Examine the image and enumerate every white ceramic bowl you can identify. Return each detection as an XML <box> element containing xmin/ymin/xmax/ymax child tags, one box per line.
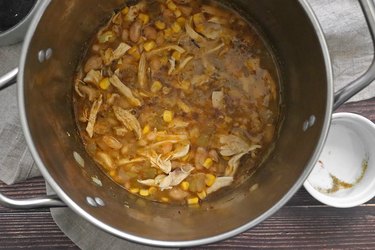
<box><xmin>304</xmin><ymin>112</ymin><xmax>375</xmax><ymax>208</ymax></box>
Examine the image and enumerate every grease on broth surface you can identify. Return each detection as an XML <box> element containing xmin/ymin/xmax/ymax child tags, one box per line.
<box><xmin>73</xmin><ymin>0</ymin><xmax>281</xmax><ymax>205</ymax></box>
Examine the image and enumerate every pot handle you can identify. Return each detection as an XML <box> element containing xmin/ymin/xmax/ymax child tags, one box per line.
<box><xmin>0</xmin><ymin>68</ymin><xmax>66</xmax><ymax>209</ymax></box>
<box><xmin>0</xmin><ymin>68</ymin><xmax>18</xmax><ymax>91</ymax></box>
<box><xmin>333</xmin><ymin>0</ymin><xmax>375</xmax><ymax>110</ymax></box>
<box><xmin>0</xmin><ymin>192</ymin><xmax>65</xmax><ymax>209</ymax></box>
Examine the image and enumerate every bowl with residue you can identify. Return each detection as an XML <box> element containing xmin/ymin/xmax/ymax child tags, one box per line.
<box><xmin>304</xmin><ymin>112</ymin><xmax>375</xmax><ymax>208</ymax></box>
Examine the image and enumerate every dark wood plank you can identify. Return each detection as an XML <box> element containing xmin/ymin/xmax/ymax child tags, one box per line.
<box><xmin>0</xmin><ymin>212</ymin><xmax>78</xmax><ymax>249</ymax></box>
<box><xmin>0</xmin><ymin>206</ymin><xmax>375</xmax><ymax>249</ymax></box>
<box><xmin>194</xmin><ymin>206</ymin><xmax>375</xmax><ymax>249</ymax></box>
<box><xmin>0</xmin><ymin>177</ymin><xmax>48</xmax><ymax>213</ymax></box>
<box><xmin>337</xmin><ymin>97</ymin><xmax>375</xmax><ymax>121</ymax></box>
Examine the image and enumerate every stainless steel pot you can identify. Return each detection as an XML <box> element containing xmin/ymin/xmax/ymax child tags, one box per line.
<box><xmin>1</xmin><ymin>0</ymin><xmax>375</xmax><ymax>247</ymax></box>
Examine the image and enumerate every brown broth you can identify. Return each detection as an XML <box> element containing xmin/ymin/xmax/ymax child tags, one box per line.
<box><xmin>73</xmin><ymin>0</ymin><xmax>281</xmax><ymax>205</ymax></box>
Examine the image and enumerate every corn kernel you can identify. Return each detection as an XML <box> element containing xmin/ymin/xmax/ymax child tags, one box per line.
<box><xmin>171</xmin><ymin>22</ymin><xmax>181</xmax><ymax>33</ymax></box>
<box><xmin>143</xmin><ymin>40</ymin><xmax>156</xmax><ymax>52</ymax></box>
<box><xmin>197</xmin><ymin>190</ymin><xmax>207</xmax><ymax>200</ymax></box>
<box><xmin>128</xmin><ymin>46</ymin><xmax>140</xmax><ymax>60</ymax></box>
<box><xmin>149</xmin><ymin>186</ymin><xmax>157</xmax><ymax>195</ymax></box>
<box><xmin>161</xmin><ymin>197</ymin><xmax>169</xmax><ymax>203</ymax></box>
<box><xmin>177</xmin><ymin>99</ymin><xmax>191</xmax><ymax>113</ymax></box>
<box><xmin>205</xmin><ymin>174</ymin><xmax>216</xmax><ymax>187</ymax></box>
<box><xmin>164</xmin><ymin>28</ymin><xmax>173</xmax><ymax>38</ymax></box>
<box><xmin>155</xmin><ymin>20</ymin><xmax>166</xmax><ymax>30</ymax></box>
<box><xmin>139</xmin><ymin>189</ymin><xmax>150</xmax><ymax>196</ymax></box>
<box><xmin>187</xmin><ymin>197</ymin><xmax>199</xmax><ymax>205</ymax></box>
<box><xmin>138</xmin><ymin>13</ymin><xmax>150</xmax><ymax>24</ymax></box>
<box><xmin>130</xmin><ymin>188</ymin><xmax>140</xmax><ymax>194</ymax></box>
<box><xmin>163</xmin><ymin>110</ymin><xmax>174</xmax><ymax>123</ymax></box>
<box><xmin>180</xmin><ymin>181</ymin><xmax>190</xmax><ymax>191</ymax></box>
<box><xmin>177</xmin><ymin>17</ymin><xmax>186</xmax><ymax>26</ymax></box>
<box><xmin>172</xmin><ymin>51</ymin><xmax>181</xmax><ymax>60</ymax></box>
<box><xmin>121</xmin><ymin>7</ymin><xmax>129</xmax><ymax>15</ymax></box>
<box><xmin>179</xmin><ymin>80</ymin><xmax>190</xmax><ymax>91</ymax></box>
<box><xmin>193</xmin><ymin>13</ymin><xmax>205</xmax><ymax>25</ymax></box>
<box><xmin>174</xmin><ymin>9</ymin><xmax>182</xmax><ymax>18</ymax></box>
<box><xmin>151</xmin><ymin>80</ymin><xmax>163</xmax><ymax>93</ymax></box>
<box><xmin>142</xmin><ymin>124</ymin><xmax>151</xmax><ymax>134</ymax></box>
<box><xmin>160</xmin><ymin>56</ymin><xmax>168</xmax><ymax>65</ymax></box>
<box><xmin>167</xmin><ymin>1</ymin><xmax>177</xmax><ymax>11</ymax></box>
<box><xmin>99</xmin><ymin>77</ymin><xmax>110</xmax><ymax>90</ymax></box>
<box><xmin>203</xmin><ymin>158</ymin><xmax>213</xmax><ymax>169</ymax></box>
<box><xmin>109</xmin><ymin>170</ymin><xmax>116</xmax><ymax>177</ymax></box>
<box><xmin>195</xmin><ymin>24</ymin><xmax>205</xmax><ymax>33</ymax></box>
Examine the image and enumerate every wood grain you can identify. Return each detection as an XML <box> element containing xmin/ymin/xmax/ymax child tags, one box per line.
<box><xmin>0</xmin><ymin>98</ymin><xmax>374</xmax><ymax>249</ymax></box>
<box><xmin>195</xmin><ymin>206</ymin><xmax>375</xmax><ymax>249</ymax></box>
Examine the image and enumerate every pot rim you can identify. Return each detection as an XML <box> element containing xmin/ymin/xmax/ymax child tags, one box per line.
<box><xmin>0</xmin><ymin>0</ymin><xmax>44</xmax><ymax>46</ymax></box>
<box><xmin>17</xmin><ymin>0</ymin><xmax>333</xmax><ymax>247</ymax></box>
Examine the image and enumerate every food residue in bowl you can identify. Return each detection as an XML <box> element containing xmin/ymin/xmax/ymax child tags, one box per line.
<box><xmin>315</xmin><ymin>158</ymin><xmax>368</xmax><ymax>194</ymax></box>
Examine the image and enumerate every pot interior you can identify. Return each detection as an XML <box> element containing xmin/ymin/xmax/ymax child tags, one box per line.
<box><xmin>21</xmin><ymin>0</ymin><xmax>330</xmax><ymax>244</ymax></box>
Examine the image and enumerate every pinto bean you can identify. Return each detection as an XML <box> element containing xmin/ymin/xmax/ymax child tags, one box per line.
<box><xmin>121</xmin><ymin>29</ymin><xmax>129</xmax><ymax>41</ymax></box>
<box><xmin>102</xmin><ymin>135</ymin><xmax>123</xmax><ymax>149</ymax></box>
<box><xmin>84</xmin><ymin>56</ymin><xmax>102</xmax><ymax>73</ymax></box>
<box><xmin>143</xmin><ymin>26</ymin><xmax>157</xmax><ymax>40</ymax></box>
<box><xmin>195</xmin><ymin>147</ymin><xmax>208</xmax><ymax>169</ymax></box>
<box><xmin>150</xmin><ymin>57</ymin><xmax>162</xmax><ymax>71</ymax></box>
<box><xmin>156</xmin><ymin>31</ymin><xmax>165</xmax><ymax>46</ymax></box>
<box><xmin>129</xmin><ymin>20</ymin><xmax>142</xmax><ymax>43</ymax></box>
<box><xmin>169</xmin><ymin>188</ymin><xmax>189</xmax><ymax>200</ymax></box>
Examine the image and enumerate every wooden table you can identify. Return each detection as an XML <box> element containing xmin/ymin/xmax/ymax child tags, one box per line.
<box><xmin>0</xmin><ymin>99</ymin><xmax>374</xmax><ymax>249</ymax></box>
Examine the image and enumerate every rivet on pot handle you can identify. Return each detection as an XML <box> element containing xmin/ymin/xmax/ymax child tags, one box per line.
<box><xmin>334</xmin><ymin>0</ymin><xmax>375</xmax><ymax>110</ymax></box>
<box><xmin>0</xmin><ymin>68</ymin><xmax>66</xmax><ymax>209</ymax></box>
<box><xmin>0</xmin><ymin>68</ymin><xmax>18</xmax><ymax>91</ymax></box>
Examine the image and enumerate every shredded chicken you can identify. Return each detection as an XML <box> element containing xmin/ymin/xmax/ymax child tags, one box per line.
<box><xmin>86</xmin><ymin>95</ymin><xmax>103</xmax><ymax>138</ymax></box>
<box><xmin>191</xmin><ymin>75</ymin><xmax>210</xmax><ymax>86</ymax></box>
<box><xmin>207</xmin><ymin>176</ymin><xmax>233</xmax><ymax>194</ymax></box>
<box><xmin>177</xmin><ymin>56</ymin><xmax>194</xmax><ymax>71</ymax></box>
<box><xmin>168</xmin><ymin>58</ymin><xmax>176</xmax><ymax>75</ymax></box>
<box><xmin>219</xmin><ymin>134</ymin><xmax>260</xmax><ymax>157</ymax></box>
<box><xmin>200</xmin><ymin>23</ymin><xmax>222</xmax><ymax>40</ymax></box>
<box><xmin>185</xmin><ymin>17</ymin><xmax>206</xmax><ymax>44</ymax></box>
<box><xmin>138</xmin><ymin>53</ymin><xmax>147</xmax><ymax>88</ymax></box>
<box><xmin>113</xmin><ymin>42</ymin><xmax>131</xmax><ymax>61</ymax></box>
<box><xmin>117</xmin><ymin>157</ymin><xmax>146</xmax><ymax>166</ymax></box>
<box><xmin>79</xmin><ymin>84</ymin><xmax>99</xmax><ymax>101</ymax></box>
<box><xmin>205</xmin><ymin>43</ymin><xmax>225</xmax><ymax>55</ymax></box>
<box><xmin>83</xmin><ymin>70</ymin><xmax>102</xmax><ymax>85</ymax></box>
<box><xmin>149</xmin><ymin>154</ymin><xmax>172</xmax><ymax>174</ymax></box>
<box><xmin>159</xmin><ymin>165</ymin><xmax>194</xmax><ymax>190</ymax></box>
<box><xmin>171</xmin><ymin>144</ymin><xmax>190</xmax><ymax>159</ymax></box>
<box><xmin>138</xmin><ymin>165</ymin><xmax>194</xmax><ymax>191</ymax></box>
<box><xmin>109</xmin><ymin>75</ymin><xmax>141</xmax><ymax>107</ymax></box>
<box><xmin>147</xmin><ymin>44</ymin><xmax>185</xmax><ymax>57</ymax></box>
<box><xmin>96</xmin><ymin>151</ymin><xmax>114</xmax><ymax>170</ymax></box>
<box><xmin>113</xmin><ymin>106</ymin><xmax>142</xmax><ymax>139</ymax></box>
<box><xmin>125</xmin><ymin>2</ymin><xmax>146</xmax><ymax>22</ymax></box>
<box><xmin>212</xmin><ymin>90</ymin><xmax>225</xmax><ymax>109</ymax></box>
<box><xmin>225</xmin><ymin>152</ymin><xmax>247</xmax><ymax>176</ymax></box>
<box><xmin>74</xmin><ymin>80</ymin><xmax>84</xmax><ymax>97</ymax></box>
